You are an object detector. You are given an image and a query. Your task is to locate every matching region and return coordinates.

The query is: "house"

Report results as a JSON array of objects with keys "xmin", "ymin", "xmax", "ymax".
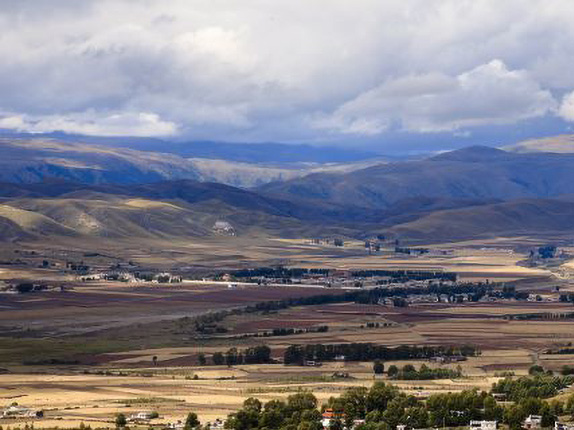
[
  {"xmin": 470, "ymin": 420, "xmax": 498, "ymax": 430},
  {"xmin": 166, "ymin": 420, "xmax": 184, "ymax": 430},
  {"xmin": 206, "ymin": 418, "xmax": 226, "ymax": 430},
  {"xmin": 129, "ymin": 411, "xmax": 155, "ymax": 421},
  {"xmin": 524, "ymin": 415, "xmax": 542, "ymax": 430},
  {"xmin": 492, "ymin": 393, "xmax": 507, "ymax": 401},
  {"xmin": 304, "ymin": 360, "xmax": 322, "ymax": 367},
  {"xmin": 321, "ymin": 409, "xmax": 344, "ymax": 429}
]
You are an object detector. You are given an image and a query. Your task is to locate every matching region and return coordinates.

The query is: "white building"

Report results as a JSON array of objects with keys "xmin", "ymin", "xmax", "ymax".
[
  {"xmin": 470, "ymin": 420, "xmax": 498, "ymax": 430},
  {"xmin": 129, "ymin": 411, "xmax": 155, "ymax": 421},
  {"xmin": 166, "ymin": 420, "xmax": 184, "ymax": 430},
  {"xmin": 524, "ymin": 415, "xmax": 542, "ymax": 430},
  {"xmin": 1, "ymin": 405, "xmax": 43, "ymax": 419}
]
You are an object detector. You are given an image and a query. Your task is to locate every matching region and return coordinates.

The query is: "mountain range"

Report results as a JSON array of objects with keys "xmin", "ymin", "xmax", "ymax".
[{"xmin": 1, "ymin": 135, "xmax": 574, "ymax": 244}]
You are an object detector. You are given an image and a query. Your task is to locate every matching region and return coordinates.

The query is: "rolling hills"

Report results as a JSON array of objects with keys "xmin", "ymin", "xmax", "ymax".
[
  {"xmin": 0, "ymin": 180, "xmax": 383, "ymax": 242},
  {"xmin": 384, "ymin": 197, "xmax": 574, "ymax": 242}
]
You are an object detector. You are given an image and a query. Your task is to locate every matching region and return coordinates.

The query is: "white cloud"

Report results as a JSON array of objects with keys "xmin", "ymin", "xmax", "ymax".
[
  {"xmin": 0, "ymin": 112, "xmax": 177, "ymax": 137},
  {"xmin": 313, "ymin": 60, "xmax": 557, "ymax": 134},
  {"xmin": 558, "ymin": 92, "xmax": 574, "ymax": 122},
  {"xmin": 0, "ymin": 1, "xmax": 573, "ymax": 141}
]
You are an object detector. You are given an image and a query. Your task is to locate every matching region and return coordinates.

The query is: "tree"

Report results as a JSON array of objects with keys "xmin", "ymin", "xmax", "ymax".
[
  {"xmin": 387, "ymin": 365, "xmax": 399, "ymax": 378},
  {"xmin": 243, "ymin": 398, "xmax": 262, "ymax": 413},
  {"xmin": 403, "ymin": 406, "xmax": 429, "ymax": 429},
  {"xmin": 184, "ymin": 412, "xmax": 200, "ymax": 430},
  {"xmin": 115, "ymin": 413, "xmax": 127, "ymax": 429},
  {"xmin": 260, "ymin": 400, "xmax": 287, "ymax": 429},
  {"xmin": 213, "ymin": 352, "xmax": 224, "ymax": 365},
  {"xmin": 288, "ymin": 392, "xmax": 317, "ymax": 412},
  {"xmin": 529, "ymin": 365, "xmax": 545, "ymax": 375},
  {"xmin": 198, "ymin": 353, "xmax": 207, "ymax": 366},
  {"xmin": 226, "ymin": 348, "xmax": 240, "ymax": 367},
  {"xmin": 339, "ymin": 387, "xmax": 368, "ymax": 423},
  {"xmin": 566, "ymin": 393, "xmax": 574, "ymax": 418},
  {"xmin": 382, "ymin": 397, "xmax": 407, "ymax": 429},
  {"xmin": 373, "ymin": 361, "xmax": 384, "ymax": 376},
  {"xmin": 152, "ymin": 356, "xmax": 158, "ymax": 366},
  {"xmin": 366, "ymin": 382, "xmax": 399, "ymax": 412},
  {"xmin": 227, "ymin": 409, "xmax": 259, "ymax": 430}
]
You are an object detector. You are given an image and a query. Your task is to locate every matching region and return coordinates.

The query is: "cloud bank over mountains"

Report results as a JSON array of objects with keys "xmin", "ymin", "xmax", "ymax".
[{"xmin": 1, "ymin": 0, "xmax": 574, "ymax": 144}]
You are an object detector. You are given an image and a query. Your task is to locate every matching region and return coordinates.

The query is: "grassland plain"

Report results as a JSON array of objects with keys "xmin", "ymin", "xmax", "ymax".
[{"xmin": 1, "ymin": 235, "xmax": 574, "ymax": 429}]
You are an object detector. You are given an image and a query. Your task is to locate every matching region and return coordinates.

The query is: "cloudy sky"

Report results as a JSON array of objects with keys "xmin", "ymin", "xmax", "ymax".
[{"xmin": 1, "ymin": 0, "xmax": 574, "ymax": 151}]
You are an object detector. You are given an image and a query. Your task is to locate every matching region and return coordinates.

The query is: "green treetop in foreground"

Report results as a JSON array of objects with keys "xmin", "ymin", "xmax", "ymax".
[{"xmin": 220, "ymin": 374, "xmax": 574, "ymax": 430}]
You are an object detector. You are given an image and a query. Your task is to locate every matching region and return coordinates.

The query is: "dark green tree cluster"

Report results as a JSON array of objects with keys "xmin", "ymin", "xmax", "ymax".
[
  {"xmin": 503, "ymin": 397, "xmax": 559, "ymax": 430},
  {"xmin": 225, "ymin": 392, "xmax": 322, "ymax": 430},
  {"xmin": 220, "ymin": 378, "xmax": 574, "ymax": 430},
  {"xmin": 207, "ymin": 346, "xmax": 272, "ymax": 366},
  {"xmin": 325, "ymin": 383, "xmax": 424, "ymax": 430},
  {"xmin": 284, "ymin": 344, "xmax": 477, "ymax": 365},
  {"xmin": 492, "ymin": 375, "xmax": 574, "ymax": 401},
  {"xmin": 387, "ymin": 364, "xmax": 463, "ymax": 380}
]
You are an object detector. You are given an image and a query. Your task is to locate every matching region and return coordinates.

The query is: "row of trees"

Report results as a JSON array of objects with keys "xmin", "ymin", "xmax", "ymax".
[
  {"xmin": 222, "ymin": 266, "xmax": 457, "ymax": 283},
  {"xmin": 284, "ymin": 343, "xmax": 478, "ymax": 365},
  {"xmin": 386, "ymin": 364, "xmax": 463, "ymax": 380},
  {"xmin": 183, "ymin": 282, "xmax": 527, "ymax": 340},
  {"xmin": 198, "ymin": 346, "xmax": 272, "ymax": 366}
]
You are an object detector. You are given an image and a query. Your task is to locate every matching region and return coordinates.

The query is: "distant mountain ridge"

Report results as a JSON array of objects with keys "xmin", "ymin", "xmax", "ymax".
[
  {"xmin": 260, "ymin": 146, "xmax": 574, "ymax": 208},
  {"xmin": 0, "ymin": 132, "xmax": 379, "ymax": 164},
  {"xmin": 3, "ymin": 137, "xmax": 574, "ymax": 244},
  {"xmin": 0, "ymin": 138, "xmax": 381, "ymax": 188}
]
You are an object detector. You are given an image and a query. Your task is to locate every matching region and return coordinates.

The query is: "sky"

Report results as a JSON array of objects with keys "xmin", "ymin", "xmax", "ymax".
[{"xmin": 1, "ymin": 0, "xmax": 574, "ymax": 152}]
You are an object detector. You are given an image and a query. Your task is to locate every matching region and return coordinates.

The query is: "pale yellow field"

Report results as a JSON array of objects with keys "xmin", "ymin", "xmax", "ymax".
[{"xmin": 0, "ymin": 354, "xmax": 535, "ymax": 430}]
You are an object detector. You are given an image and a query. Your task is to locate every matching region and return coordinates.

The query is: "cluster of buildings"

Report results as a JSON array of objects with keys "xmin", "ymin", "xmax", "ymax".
[
  {"xmin": 0, "ymin": 404, "xmax": 43, "ymax": 419},
  {"xmin": 165, "ymin": 418, "xmax": 225, "ymax": 430},
  {"xmin": 320, "ymin": 414, "xmax": 573, "ymax": 430},
  {"xmin": 127, "ymin": 411, "xmax": 226, "ymax": 430},
  {"xmin": 80, "ymin": 271, "xmax": 182, "ymax": 283}
]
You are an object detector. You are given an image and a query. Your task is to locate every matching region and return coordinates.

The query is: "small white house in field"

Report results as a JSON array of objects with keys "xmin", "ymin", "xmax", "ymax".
[
  {"xmin": 470, "ymin": 420, "xmax": 498, "ymax": 430},
  {"xmin": 129, "ymin": 411, "xmax": 155, "ymax": 421},
  {"xmin": 524, "ymin": 415, "xmax": 542, "ymax": 430}
]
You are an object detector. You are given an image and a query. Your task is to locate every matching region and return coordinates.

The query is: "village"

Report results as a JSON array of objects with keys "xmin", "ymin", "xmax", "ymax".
[{"xmin": 4, "ymin": 402, "xmax": 574, "ymax": 430}]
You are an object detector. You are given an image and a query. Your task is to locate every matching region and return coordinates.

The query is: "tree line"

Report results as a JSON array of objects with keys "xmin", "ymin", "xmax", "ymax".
[
  {"xmin": 283, "ymin": 343, "xmax": 478, "ymax": 365},
  {"xmin": 199, "ymin": 346, "xmax": 271, "ymax": 366}
]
